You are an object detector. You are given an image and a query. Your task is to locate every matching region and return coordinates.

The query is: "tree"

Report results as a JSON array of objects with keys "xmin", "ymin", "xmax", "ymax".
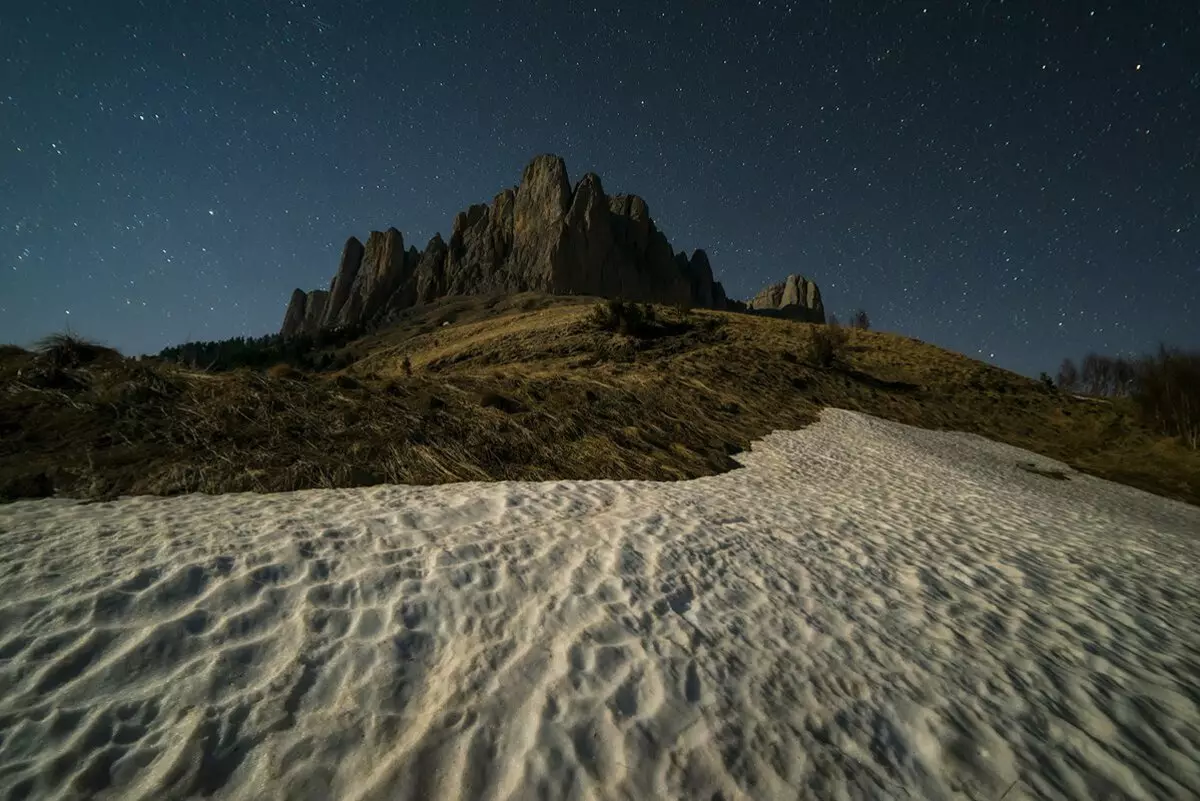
[
  {"xmin": 1133, "ymin": 346, "xmax": 1200, "ymax": 449},
  {"xmin": 1056, "ymin": 358, "xmax": 1079, "ymax": 392},
  {"xmin": 850, "ymin": 309, "xmax": 871, "ymax": 330}
]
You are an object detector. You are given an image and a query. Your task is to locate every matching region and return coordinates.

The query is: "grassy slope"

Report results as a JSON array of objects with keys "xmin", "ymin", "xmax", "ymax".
[{"xmin": 2, "ymin": 294, "xmax": 1197, "ymax": 506}]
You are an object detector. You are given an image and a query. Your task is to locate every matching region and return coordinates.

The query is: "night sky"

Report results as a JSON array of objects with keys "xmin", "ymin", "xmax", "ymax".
[{"xmin": 2, "ymin": 1, "xmax": 1196, "ymax": 378}]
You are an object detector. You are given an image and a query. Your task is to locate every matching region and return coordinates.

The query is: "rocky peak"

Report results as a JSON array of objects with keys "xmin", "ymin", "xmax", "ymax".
[
  {"xmin": 281, "ymin": 289, "xmax": 309, "ymax": 339},
  {"xmin": 321, "ymin": 236, "xmax": 365, "ymax": 328},
  {"xmin": 279, "ymin": 154, "xmax": 827, "ymax": 337},
  {"xmin": 559, "ymin": 172, "xmax": 614, "ymax": 295},
  {"xmin": 686, "ymin": 249, "xmax": 716, "ymax": 309},
  {"xmin": 279, "ymin": 288, "xmax": 330, "ymax": 339},
  {"xmin": 747, "ymin": 274, "xmax": 825, "ymax": 323},
  {"xmin": 334, "ymin": 228, "xmax": 407, "ymax": 329},
  {"xmin": 510, "ymin": 154, "xmax": 572, "ymax": 286}
]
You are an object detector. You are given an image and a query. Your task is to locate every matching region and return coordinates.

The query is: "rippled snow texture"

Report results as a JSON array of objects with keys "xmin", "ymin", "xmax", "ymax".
[{"xmin": 1, "ymin": 409, "xmax": 1198, "ymax": 801}]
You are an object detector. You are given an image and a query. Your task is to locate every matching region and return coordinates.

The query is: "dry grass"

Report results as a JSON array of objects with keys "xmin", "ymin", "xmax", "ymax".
[
  {"xmin": 266, "ymin": 363, "xmax": 303, "ymax": 380},
  {"xmin": 2, "ymin": 295, "xmax": 1198, "ymax": 507},
  {"xmin": 33, "ymin": 332, "xmax": 122, "ymax": 369}
]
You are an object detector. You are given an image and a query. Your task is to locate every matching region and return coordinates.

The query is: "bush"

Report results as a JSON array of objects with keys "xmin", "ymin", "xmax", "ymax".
[
  {"xmin": 267, "ymin": 363, "xmax": 302, "ymax": 380},
  {"xmin": 850, "ymin": 309, "xmax": 871, "ymax": 330},
  {"xmin": 808, "ymin": 321, "xmax": 849, "ymax": 368},
  {"xmin": 1133, "ymin": 346, "xmax": 1200, "ymax": 449},
  {"xmin": 589, "ymin": 298, "xmax": 659, "ymax": 337},
  {"xmin": 34, "ymin": 332, "xmax": 121, "ymax": 368},
  {"xmin": 1038, "ymin": 372, "xmax": 1056, "ymax": 391}
]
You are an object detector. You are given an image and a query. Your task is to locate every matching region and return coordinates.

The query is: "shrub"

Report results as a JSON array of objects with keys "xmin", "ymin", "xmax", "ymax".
[
  {"xmin": 1133, "ymin": 346, "xmax": 1200, "ymax": 449},
  {"xmin": 589, "ymin": 298, "xmax": 658, "ymax": 337},
  {"xmin": 808, "ymin": 320, "xmax": 849, "ymax": 368},
  {"xmin": 850, "ymin": 309, "xmax": 871, "ymax": 330},
  {"xmin": 480, "ymin": 392, "xmax": 526, "ymax": 414},
  {"xmin": 34, "ymin": 332, "xmax": 121, "ymax": 368},
  {"xmin": 1038, "ymin": 372, "xmax": 1056, "ymax": 391},
  {"xmin": 267, "ymin": 363, "xmax": 302, "ymax": 380}
]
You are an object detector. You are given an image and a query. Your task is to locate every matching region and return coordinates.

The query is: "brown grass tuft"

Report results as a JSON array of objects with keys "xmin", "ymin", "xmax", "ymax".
[{"xmin": 34, "ymin": 331, "xmax": 122, "ymax": 368}]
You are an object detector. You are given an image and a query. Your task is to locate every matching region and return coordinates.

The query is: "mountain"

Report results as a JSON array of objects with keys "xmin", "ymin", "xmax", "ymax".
[{"xmin": 280, "ymin": 154, "xmax": 823, "ymax": 337}]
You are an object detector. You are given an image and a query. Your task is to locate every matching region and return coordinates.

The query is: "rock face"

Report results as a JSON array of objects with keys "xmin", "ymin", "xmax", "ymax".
[
  {"xmin": 746, "ymin": 274, "xmax": 826, "ymax": 323},
  {"xmin": 334, "ymin": 228, "xmax": 410, "ymax": 329},
  {"xmin": 279, "ymin": 154, "xmax": 825, "ymax": 336},
  {"xmin": 280, "ymin": 289, "xmax": 330, "ymax": 338},
  {"xmin": 321, "ymin": 237, "xmax": 366, "ymax": 329}
]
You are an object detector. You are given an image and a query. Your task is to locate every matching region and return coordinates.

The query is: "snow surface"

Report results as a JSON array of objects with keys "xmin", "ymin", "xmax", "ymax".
[{"xmin": 0, "ymin": 409, "xmax": 1198, "ymax": 801}]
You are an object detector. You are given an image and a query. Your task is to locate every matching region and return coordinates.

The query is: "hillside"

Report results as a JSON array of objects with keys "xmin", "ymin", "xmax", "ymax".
[{"xmin": 2, "ymin": 295, "xmax": 1197, "ymax": 506}]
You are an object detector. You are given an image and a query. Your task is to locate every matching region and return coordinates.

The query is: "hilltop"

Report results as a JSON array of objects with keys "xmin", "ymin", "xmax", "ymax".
[{"xmin": 2, "ymin": 295, "xmax": 1197, "ymax": 506}]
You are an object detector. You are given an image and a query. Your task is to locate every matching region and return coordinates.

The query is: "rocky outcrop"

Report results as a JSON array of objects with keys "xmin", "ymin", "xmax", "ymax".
[
  {"xmin": 280, "ymin": 289, "xmax": 330, "ymax": 338},
  {"xmin": 280, "ymin": 289, "xmax": 309, "ymax": 339},
  {"xmin": 321, "ymin": 237, "xmax": 365, "ymax": 329},
  {"xmin": 413, "ymin": 234, "xmax": 449, "ymax": 305},
  {"xmin": 746, "ymin": 274, "xmax": 826, "ymax": 323},
  {"xmin": 559, "ymin": 173, "xmax": 614, "ymax": 296},
  {"xmin": 279, "ymin": 154, "xmax": 825, "ymax": 337},
  {"xmin": 333, "ymin": 228, "xmax": 410, "ymax": 329}
]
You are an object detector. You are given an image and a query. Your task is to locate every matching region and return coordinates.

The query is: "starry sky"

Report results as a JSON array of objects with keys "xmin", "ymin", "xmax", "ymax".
[{"xmin": 2, "ymin": 1, "xmax": 1196, "ymax": 377}]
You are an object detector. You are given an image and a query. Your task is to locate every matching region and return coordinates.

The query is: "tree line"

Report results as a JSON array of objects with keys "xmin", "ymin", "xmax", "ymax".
[
  {"xmin": 1057, "ymin": 346, "xmax": 1200, "ymax": 449},
  {"xmin": 155, "ymin": 325, "xmax": 364, "ymax": 372}
]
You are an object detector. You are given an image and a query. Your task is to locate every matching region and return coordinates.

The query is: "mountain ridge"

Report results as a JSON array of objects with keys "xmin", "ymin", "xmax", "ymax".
[{"xmin": 280, "ymin": 155, "xmax": 825, "ymax": 337}]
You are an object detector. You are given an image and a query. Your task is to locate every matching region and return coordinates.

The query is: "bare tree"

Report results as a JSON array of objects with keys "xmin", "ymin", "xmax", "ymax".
[
  {"xmin": 1134, "ymin": 346, "xmax": 1200, "ymax": 449},
  {"xmin": 1112, "ymin": 357, "xmax": 1137, "ymax": 397},
  {"xmin": 1056, "ymin": 358, "xmax": 1079, "ymax": 392},
  {"xmin": 1081, "ymin": 353, "xmax": 1117, "ymax": 395}
]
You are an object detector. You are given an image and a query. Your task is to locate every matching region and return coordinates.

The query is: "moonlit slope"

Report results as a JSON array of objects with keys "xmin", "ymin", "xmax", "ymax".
[{"xmin": 1, "ymin": 409, "xmax": 1198, "ymax": 801}]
